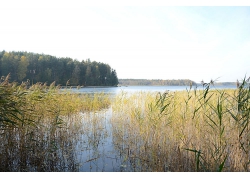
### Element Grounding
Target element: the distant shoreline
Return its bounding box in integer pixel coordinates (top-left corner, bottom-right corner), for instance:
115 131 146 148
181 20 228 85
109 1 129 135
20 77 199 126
60 84 237 89
60 86 118 89
118 79 237 87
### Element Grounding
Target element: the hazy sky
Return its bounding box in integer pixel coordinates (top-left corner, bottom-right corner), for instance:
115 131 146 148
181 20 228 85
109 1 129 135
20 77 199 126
1 1 250 83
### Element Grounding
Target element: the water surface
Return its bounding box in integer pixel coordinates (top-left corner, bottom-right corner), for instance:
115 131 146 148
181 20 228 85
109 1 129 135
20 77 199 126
67 85 236 95
69 84 237 171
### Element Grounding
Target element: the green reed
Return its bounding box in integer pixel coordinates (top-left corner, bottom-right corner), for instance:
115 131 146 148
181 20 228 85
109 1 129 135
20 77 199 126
0 75 111 171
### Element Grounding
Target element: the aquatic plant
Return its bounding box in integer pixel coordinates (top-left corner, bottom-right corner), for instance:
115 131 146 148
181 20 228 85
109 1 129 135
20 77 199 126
1 73 249 172
0 76 111 171
110 78 249 171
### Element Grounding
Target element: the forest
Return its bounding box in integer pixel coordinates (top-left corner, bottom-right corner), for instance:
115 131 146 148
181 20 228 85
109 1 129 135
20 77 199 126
118 79 237 86
118 79 197 86
0 51 119 86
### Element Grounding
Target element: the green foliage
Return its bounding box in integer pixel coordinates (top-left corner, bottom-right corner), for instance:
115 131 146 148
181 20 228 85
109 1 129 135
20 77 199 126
0 76 111 171
17 56 29 81
0 74 24 126
0 51 119 86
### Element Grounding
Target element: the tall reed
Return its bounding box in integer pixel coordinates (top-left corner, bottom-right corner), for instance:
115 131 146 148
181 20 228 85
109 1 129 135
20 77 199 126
0 76 111 171
110 79 249 171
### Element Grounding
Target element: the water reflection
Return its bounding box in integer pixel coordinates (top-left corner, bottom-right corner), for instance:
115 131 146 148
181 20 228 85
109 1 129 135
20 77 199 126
76 109 126 172
63 85 237 172
67 85 236 95
75 108 145 172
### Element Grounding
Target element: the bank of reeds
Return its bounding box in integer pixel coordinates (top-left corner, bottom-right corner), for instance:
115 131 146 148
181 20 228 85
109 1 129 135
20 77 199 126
1 73 249 172
0 75 111 171
111 78 249 172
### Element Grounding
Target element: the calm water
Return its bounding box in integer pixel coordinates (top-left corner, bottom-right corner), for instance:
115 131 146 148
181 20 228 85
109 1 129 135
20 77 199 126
68 84 237 172
67 85 236 95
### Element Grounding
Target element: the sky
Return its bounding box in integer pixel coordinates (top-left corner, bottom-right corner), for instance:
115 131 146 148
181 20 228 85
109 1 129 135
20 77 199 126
1 1 250 83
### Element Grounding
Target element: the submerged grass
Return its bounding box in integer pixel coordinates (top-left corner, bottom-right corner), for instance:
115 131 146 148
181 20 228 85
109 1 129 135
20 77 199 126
110 78 250 172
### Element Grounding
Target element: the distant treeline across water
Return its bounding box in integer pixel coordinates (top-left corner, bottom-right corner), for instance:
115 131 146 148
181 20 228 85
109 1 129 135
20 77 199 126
118 79 237 86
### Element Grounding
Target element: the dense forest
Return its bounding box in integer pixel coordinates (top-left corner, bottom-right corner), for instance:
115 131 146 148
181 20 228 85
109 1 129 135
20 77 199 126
118 79 197 86
0 51 119 86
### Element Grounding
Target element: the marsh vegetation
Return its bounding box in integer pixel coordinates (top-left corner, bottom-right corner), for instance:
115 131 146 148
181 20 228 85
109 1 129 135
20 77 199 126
0 74 249 172
111 79 250 172
0 75 110 171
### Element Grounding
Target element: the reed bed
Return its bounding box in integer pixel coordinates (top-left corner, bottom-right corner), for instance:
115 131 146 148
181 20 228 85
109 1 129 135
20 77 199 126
0 75 111 171
1 73 249 172
110 79 250 172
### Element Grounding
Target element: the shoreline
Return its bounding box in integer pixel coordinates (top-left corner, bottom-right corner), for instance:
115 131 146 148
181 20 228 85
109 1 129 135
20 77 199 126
60 86 118 89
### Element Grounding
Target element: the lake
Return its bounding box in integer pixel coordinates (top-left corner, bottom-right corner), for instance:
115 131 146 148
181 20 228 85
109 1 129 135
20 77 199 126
66 85 237 95
1 83 240 172
62 84 237 172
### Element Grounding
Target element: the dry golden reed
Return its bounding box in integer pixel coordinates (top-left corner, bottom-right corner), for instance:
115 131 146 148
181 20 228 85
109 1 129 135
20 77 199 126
110 79 250 172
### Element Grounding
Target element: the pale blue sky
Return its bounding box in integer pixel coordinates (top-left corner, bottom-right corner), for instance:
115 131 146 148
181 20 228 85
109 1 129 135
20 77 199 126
1 1 250 83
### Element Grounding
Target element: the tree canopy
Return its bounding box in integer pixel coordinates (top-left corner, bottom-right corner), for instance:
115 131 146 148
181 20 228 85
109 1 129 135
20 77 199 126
0 51 119 86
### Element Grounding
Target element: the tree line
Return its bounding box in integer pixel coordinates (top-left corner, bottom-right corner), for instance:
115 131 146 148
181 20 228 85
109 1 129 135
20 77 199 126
0 51 119 86
118 79 238 87
118 79 197 86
